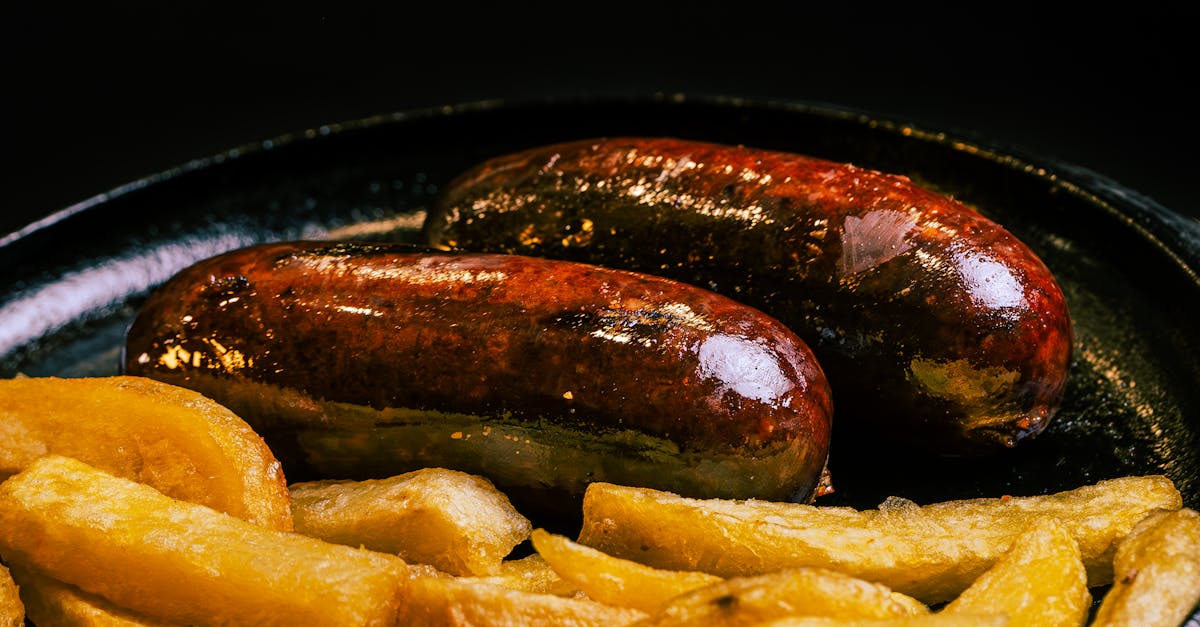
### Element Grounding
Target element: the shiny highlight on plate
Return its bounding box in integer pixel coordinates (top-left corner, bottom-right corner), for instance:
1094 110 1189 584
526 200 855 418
0 232 259 358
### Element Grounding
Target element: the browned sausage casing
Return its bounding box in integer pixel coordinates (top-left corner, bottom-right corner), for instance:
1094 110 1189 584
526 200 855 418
422 137 1073 453
123 241 833 507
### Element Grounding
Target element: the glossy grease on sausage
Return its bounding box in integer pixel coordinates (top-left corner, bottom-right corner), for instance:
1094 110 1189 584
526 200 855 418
422 137 1073 454
123 241 833 509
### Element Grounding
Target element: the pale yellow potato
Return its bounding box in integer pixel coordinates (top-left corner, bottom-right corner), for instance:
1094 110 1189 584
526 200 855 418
10 566 167 626
942 517 1089 627
398 574 648 626
531 528 722 613
348 553 580 597
458 554 580 596
289 468 531 576
0 564 22 627
577 477 1181 604
0 455 409 626
761 614 1007 627
635 567 928 626
1091 507 1200 627
0 376 291 530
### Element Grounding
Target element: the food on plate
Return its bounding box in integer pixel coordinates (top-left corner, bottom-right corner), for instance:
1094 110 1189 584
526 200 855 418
529 528 723 613
0 455 410 627
422 137 1073 453
0 564 21 627
1090 507 1200 627
398 574 648 626
633 566 928 626
4 128 1188 623
576 476 1182 604
9 566 165 626
941 517 1089 626
122 241 834 508
289 467 532 576
0 375 291 530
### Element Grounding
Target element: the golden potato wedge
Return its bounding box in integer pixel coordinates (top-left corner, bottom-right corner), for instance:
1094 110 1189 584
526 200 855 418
0 563 22 627
530 528 722 613
942 517 1089 626
577 477 1180 604
399 574 647 626
458 554 580 596
635 567 927 626
760 615 1007 627
0 376 291 530
9 566 166 626
289 468 531 576
1091 507 1200 627
0 455 409 626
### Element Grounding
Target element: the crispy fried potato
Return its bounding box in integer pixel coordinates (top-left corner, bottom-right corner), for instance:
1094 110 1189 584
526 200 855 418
577 477 1181 604
289 468 531 576
942 517 1089 626
0 564 22 627
0 455 409 626
1091 507 1200 627
530 528 722 613
9 566 166 626
761 615 1007 626
458 554 580 596
635 567 927 626
399 574 647 626
0 376 291 530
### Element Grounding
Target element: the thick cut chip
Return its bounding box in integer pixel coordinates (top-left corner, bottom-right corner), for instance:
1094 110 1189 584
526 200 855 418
0 564 22 627
10 567 166 626
636 567 927 626
1090 507 1200 627
577 477 1181 604
458 554 580 596
0 376 291 530
290 468 531 576
398 574 647 626
0 455 410 627
760 615 1007 626
942 517 1089 626
530 528 722 613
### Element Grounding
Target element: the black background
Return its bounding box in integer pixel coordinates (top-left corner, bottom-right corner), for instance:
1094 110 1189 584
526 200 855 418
5 7 1198 237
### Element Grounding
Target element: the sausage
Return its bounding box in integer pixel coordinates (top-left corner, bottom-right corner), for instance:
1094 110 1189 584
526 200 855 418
122 241 834 511
421 137 1073 454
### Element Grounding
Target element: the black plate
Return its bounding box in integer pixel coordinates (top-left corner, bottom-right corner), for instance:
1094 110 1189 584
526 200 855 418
3 95 1198 617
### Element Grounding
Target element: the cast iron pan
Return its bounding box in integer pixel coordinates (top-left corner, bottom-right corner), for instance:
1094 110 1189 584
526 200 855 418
2 95 1198 619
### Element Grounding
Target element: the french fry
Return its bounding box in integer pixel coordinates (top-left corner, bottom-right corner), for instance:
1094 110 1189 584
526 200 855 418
289 468 532 576
941 517 1089 626
635 567 928 626
398 574 648 626
9 566 166 626
760 615 1007 626
458 554 580 596
576 477 1181 604
0 455 410 627
530 528 722 613
0 564 22 627
1090 507 1200 627
0 376 291 530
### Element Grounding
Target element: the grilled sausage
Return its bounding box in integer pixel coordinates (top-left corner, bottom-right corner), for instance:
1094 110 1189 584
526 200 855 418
123 241 834 511
421 137 1073 454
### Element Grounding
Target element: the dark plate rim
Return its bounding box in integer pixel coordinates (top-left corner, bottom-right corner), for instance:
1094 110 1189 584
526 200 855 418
4 93 1199 290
